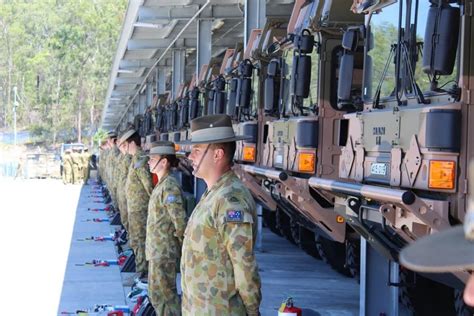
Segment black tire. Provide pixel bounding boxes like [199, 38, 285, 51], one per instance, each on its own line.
[299, 226, 322, 259]
[315, 234, 352, 277]
[398, 268, 416, 314]
[290, 218, 301, 247]
[345, 238, 360, 281]
[406, 273, 458, 315]
[275, 207, 296, 244]
[262, 208, 281, 236]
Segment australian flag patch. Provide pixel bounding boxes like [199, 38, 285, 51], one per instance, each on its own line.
[166, 195, 176, 203]
[226, 210, 243, 222]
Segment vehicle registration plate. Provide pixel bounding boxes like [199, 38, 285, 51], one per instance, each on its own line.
[371, 163, 387, 176]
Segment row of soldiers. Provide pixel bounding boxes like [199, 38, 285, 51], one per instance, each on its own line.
[98, 114, 262, 316]
[62, 148, 91, 185]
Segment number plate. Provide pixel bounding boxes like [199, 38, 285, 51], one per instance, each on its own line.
[371, 163, 388, 176]
[275, 154, 283, 164]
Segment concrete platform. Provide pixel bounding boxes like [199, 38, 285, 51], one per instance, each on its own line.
[58, 183, 127, 315]
[56, 181, 358, 315]
[257, 230, 359, 316]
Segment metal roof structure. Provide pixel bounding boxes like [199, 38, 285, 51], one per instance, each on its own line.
[101, 0, 294, 131]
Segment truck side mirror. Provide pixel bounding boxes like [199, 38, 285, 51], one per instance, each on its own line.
[337, 28, 359, 109]
[226, 78, 239, 117]
[264, 59, 280, 113]
[422, 4, 460, 77]
[213, 76, 226, 114]
[189, 88, 200, 121]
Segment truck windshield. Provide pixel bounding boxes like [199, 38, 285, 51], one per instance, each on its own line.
[365, 1, 459, 103]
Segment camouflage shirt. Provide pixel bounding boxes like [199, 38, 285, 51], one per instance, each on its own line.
[181, 170, 262, 315]
[125, 149, 153, 213]
[108, 146, 121, 193]
[146, 173, 186, 260]
[63, 154, 73, 170]
[117, 153, 132, 195]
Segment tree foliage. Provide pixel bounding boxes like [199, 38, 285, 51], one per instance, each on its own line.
[0, 0, 127, 145]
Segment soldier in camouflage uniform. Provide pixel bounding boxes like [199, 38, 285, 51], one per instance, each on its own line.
[106, 133, 120, 206]
[146, 141, 186, 315]
[98, 141, 107, 182]
[116, 134, 132, 231]
[81, 148, 91, 184]
[70, 148, 83, 184]
[179, 114, 262, 315]
[62, 149, 73, 184]
[122, 129, 153, 276]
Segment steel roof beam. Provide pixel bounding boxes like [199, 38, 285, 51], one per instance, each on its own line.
[244, 0, 266, 50]
[138, 4, 243, 22]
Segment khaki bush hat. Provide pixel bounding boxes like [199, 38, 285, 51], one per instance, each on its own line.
[146, 141, 176, 156]
[178, 114, 250, 144]
[107, 130, 118, 138]
[119, 129, 136, 144]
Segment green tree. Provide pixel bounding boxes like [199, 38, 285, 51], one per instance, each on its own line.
[0, 0, 127, 147]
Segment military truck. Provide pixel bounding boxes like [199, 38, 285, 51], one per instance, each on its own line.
[305, 0, 473, 313]
[229, 0, 364, 276]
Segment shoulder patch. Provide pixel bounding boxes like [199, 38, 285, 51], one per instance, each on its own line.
[166, 195, 176, 203]
[226, 210, 243, 222]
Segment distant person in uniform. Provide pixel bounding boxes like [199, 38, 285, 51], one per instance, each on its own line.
[70, 148, 83, 184]
[179, 114, 262, 315]
[81, 148, 91, 184]
[14, 157, 24, 179]
[146, 141, 186, 315]
[62, 149, 73, 184]
[116, 134, 133, 232]
[122, 129, 153, 278]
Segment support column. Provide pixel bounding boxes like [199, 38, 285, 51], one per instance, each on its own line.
[196, 19, 212, 79]
[360, 238, 411, 316]
[156, 68, 166, 95]
[139, 93, 146, 114]
[172, 49, 185, 99]
[244, 0, 266, 50]
[146, 80, 153, 107]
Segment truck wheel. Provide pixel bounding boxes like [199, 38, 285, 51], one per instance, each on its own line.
[315, 234, 352, 277]
[262, 208, 281, 236]
[345, 239, 360, 281]
[290, 218, 301, 247]
[299, 226, 321, 259]
[276, 207, 295, 244]
[406, 273, 458, 315]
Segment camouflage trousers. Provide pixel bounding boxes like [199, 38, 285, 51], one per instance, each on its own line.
[110, 185, 118, 208]
[72, 166, 81, 184]
[148, 259, 181, 316]
[128, 210, 148, 274]
[117, 192, 129, 231]
[63, 168, 73, 184]
[83, 166, 90, 183]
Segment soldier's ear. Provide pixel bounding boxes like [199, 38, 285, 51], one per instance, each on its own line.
[214, 148, 225, 162]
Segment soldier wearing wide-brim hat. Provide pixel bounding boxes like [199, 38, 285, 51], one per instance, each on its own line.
[106, 130, 120, 206]
[123, 128, 153, 277]
[178, 114, 262, 315]
[115, 130, 134, 232]
[145, 141, 186, 315]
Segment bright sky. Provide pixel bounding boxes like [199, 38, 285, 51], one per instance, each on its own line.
[372, 1, 430, 37]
